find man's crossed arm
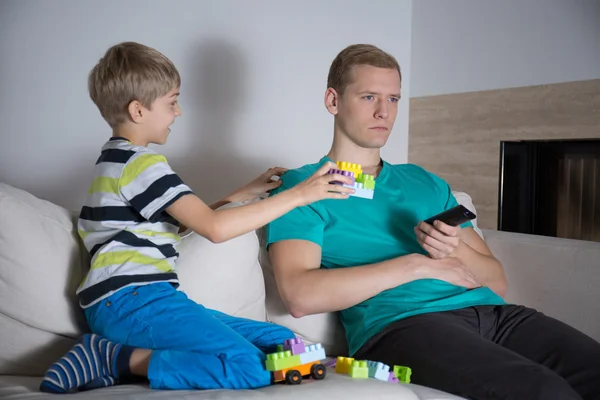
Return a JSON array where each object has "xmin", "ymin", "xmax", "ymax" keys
[{"xmin": 269, "ymin": 226, "xmax": 506, "ymax": 318}]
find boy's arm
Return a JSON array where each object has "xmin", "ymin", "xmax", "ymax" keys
[
  {"xmin": 268, "ymin": 239, "xmax": 481, "ymax": 317},
  {"xmin": 166, "ymin": 162, "xmax": 354, "ymax": 243},
  {"xmin": 167, "ymin": 190, "xmax": 300, "ymax": 243}
]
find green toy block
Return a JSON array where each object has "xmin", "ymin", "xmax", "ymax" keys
[
  {"xmin": 276, "ymin": 344, "xmax": 284, "ymax": 352},
  {"xmin": 265, "ymin": 350, "xmax": 301, "ymax": 371},
  {"xmin": 356, "ymin": 174, "xmax": 375, "ymax": 190},
  {"xmin": 349, "ymin": 360, "xmax": 369, "ymax": 378},
  {"xmin": 393, "ymin": 365, "xmax": 412, "ymax": 383}
]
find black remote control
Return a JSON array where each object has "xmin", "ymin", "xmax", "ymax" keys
[{"xmin": 424, "ymin": 205, "xmax": 476, "ymax": 227}]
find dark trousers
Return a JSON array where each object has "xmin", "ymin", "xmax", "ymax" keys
[{"xmin": 354, "ymin": 305, "xmax": 600, "ymax": 400}]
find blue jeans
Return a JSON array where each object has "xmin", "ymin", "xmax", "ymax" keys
[{"xmin": 84, "ymin": 282, "xmax": 295, "ymax": 390}]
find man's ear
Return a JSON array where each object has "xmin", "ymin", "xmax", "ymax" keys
[
  {"xmin": 127, "ymin": 100, "xmax": 144, "ymax": 123},
  {"xmin": 324, "ymin": 88, "xmax": 339, "ymax": 116}
]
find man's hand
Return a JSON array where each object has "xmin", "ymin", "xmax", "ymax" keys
[
  {"xmin": 414, "ymin": 255, "xmax": 481, "ymax": 289},
  {"xmin": 414, "ymin": 220, "xmax": 462, "ymax": 260}
]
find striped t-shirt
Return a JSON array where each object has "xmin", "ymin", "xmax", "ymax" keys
[{"xmin": 76, "ymin": 137, "xmax": 193, "ymax": 308}]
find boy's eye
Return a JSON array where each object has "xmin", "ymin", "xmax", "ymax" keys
[
  {"xmin": 389, "ymin": 97, "xmax": 399, "ymax": 103},
  {"xmin": 363, "ymin": 95, "xmax": 374, "ymax": 100}
]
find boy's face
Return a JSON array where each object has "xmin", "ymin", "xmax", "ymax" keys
[
  {"xmin": 329, "ymin": 65, "xmax": 401, "ymax": 150},
  {"xmin": 142, "ymin": 87, "xmax": 182, "ymax": 145}
]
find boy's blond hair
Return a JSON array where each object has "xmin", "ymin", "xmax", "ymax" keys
[
  {"xmin": 88, "ymin": 42, "xmax": 181, "ymax": 128},
  {"xmin": 327, "ymin": 44, "xmax": 401, "ymax": 95}
]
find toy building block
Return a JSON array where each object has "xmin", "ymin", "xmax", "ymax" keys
[
  {"xmin": 283, "ymin": 338, "xmax": 306, "ymax": 355},
  {"xmin": 327, "ymin": 169, "xmax": 356, "ymax": 186},
  {"xmin": 327, "ymin": 161, "xmax": 376, "ymax": 200},
  {"xmin": 299, "ymin": 343, "xmax": 326, "ymax": 365},
  {"xmin": 336, "ymin": 161, "xmax": 363, "ymax": 177},
  {"xmin": 367, "ymin": 361, "xmax": 391, "ymax": 382},
  {"xmin": 393, "ymin": 365, "xmax": 412, "ymax": 384},
  {"xmin": 356, "ymin": 173, "xmax": 375, "ymax": 190},
  {"xmin": 265, "ymin": 350, "xmax": 301, "ymax": 372},
  {"xmin": 348, "ymin": 360, "xmax": 369, "ymax": 379},
  {"xmin": 324, "ymin": 358, "xmax": 337, "ymax": 368},
  {"xmin": 388, "ymin": 371, "xmax": 399, "ymax": 383},
  {"xmin": 334, "ymin": 356, "xmax": 354, "ymax": 374}
]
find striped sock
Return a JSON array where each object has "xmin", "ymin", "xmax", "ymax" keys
[{"xmin": 39, "ymin": 334, "xmax": 133, "ymax": 393}]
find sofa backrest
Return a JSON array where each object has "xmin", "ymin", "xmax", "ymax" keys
[{"xmin": 0, "ymin": 183, "xmax": 267, "ymax": 376}]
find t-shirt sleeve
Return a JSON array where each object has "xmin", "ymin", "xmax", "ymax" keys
[
  {"xmin": 265, "ymin": 170, "xmax": 326, "ymax": 248},
  {"xmin": 119, "ymin": 152, "xmax": 193, "ymax": 222},
  {"xmin": 427, "ymin": 170, "xmax": 474, "ymax": 230}
]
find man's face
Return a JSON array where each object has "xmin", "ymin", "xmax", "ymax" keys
[{"xmin": 333, "ymin": 65, "xmax": 401, "ymax": 149}]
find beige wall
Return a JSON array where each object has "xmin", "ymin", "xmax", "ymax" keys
[{"xmin": 408, "ymin": 79, "xmax": 600, "ymax": 230}]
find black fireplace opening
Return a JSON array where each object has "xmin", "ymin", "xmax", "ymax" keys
[{"xmin": 498, "ymin": 139, "xmax": 600, "ymax": 242}]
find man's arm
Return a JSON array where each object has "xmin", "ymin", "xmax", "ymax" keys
[
  {"xmin": 456, "ymin": 227, "xmax": 507, "ymax": 297},
  {"xmin": 269, "ymin": 239, "xmax": 481, "ymax": 317},
  {"xmin": 416, "ymin": 222, "xmax": 508, "ymax": 297}
]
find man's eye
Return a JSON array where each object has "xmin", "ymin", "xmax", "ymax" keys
[
  {"xmin": 389, "ymin": 97, "xmax": 399, "ymax": 103},
  {"xmin": 363, "ymin": 95, "xmax": 374, "ymax": 100}
]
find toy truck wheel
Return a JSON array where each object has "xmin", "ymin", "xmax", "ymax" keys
[
  {"xmin": 285, "ymin": 370, "xmax": 302, "ymax": 385},
  {"xmin": 310, "ymin": 363, "xmax": 326, "ymax": 380}
]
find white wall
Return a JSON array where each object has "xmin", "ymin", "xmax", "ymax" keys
[
  {"xmin": 0, "ymin": 0, "xmax": 412, "ymax": 210},
  {"xmin": 411, "ymin": 0, "xmax": 600, "ymax": 97}
]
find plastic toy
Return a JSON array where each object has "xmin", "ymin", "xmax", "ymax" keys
[
  {"xmin": 327, "ymin": 161, "xmax": 376, "ymax": 200},
  {"xmin": 348, "ymin": 360, "xmax": 369, "ymax": 378},
  {"xmin": 333, "ymin": 356, "xmax": 412, "ymax": 384},
  {"xmin": 367, "ymin": 361, "xmax": 391, "ymax": 382},
  {"xmin": 334, "ymin": 356, "xmax": 354, "ymax": 374},
  {"xmin": 266, "ymin": 338, "xmax": 327, "ymax": 385},
  {"xmin": 393, "ymin": 365, "xmax": 412, "ymax": 384}
]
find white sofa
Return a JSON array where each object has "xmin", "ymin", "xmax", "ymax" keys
[{"xmin": 1, "ymin": 182, "xmax": 600, "ymax": 400}]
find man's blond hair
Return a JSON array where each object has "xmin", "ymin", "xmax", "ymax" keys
[
  {"xmin": 327, "ymin": 44, "xmax": 401, "ymax": 95},
  {"xmin": 88, "ymin": 42, "xmax": 181, "ymax": 128}
]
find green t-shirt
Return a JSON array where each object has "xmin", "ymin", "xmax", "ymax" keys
[{"xmin": 266, "ymin": 156, "xmax": 506, "ymax": 355}]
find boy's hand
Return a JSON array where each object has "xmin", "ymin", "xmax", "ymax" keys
[
  {"xmin": 291, "ymin": 161, "xmax": 355, "ymax": 206},
  {"xmin": 226, "ymin": 167, "xmax": 288, "ymax": 203},
  {"xmin": 414, "ymin": 220, "xmax": 462, "ymax": 260}
]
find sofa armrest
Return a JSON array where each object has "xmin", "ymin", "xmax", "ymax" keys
[{"xmin": 483, "ymin": 229, "xmax": 600, "ymax": 342}]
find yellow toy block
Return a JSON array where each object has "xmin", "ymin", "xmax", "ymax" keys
[
  {"xmin": 334, "ymin": 356, "xmax": 354, "ymax": 374},
  {"xmin": 336, "ymin": 161, "xmax": 363, "ymax": 177}
]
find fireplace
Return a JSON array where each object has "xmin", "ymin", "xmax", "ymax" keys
[{"xmin": 498, "ymin": 139, "xmax": 600, "ymax": 242}]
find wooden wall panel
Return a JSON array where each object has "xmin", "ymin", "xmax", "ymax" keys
[{"xmin": 408, "ymin": 79, "xmax": 600, "ymax": 230}]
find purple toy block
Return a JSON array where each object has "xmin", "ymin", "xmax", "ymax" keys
[
  {"xmin": 327, "ymin": 169, "xmax": 356, "ymax": 186},
  {"xmin": 283, "ymin": 338, "xmax": 306, "ymax": 355},
  {"xmin": 388, "ymin": 371, "xmax": 399, "ymax": 383},
  {"xmin": 324, "ymin": 359, "xmax": 337, "ymax": 368}
]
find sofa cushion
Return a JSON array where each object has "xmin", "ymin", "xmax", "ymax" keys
[
  {"xmin": 176, "ymin": 220, "xmax": 266, "ymax": 321},
  {"xmin": 259, "ymin": 192, "xmax": 481, "ymax": 356},
  {"xmin": 0, "ymin": 183, "xmax": 88, "ymax": 376},
  {"xmin": 0, "ymin": 371, "xmax": 468, "ymax": 399}
]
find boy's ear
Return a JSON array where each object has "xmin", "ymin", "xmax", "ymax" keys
[
  {"xmin": 127, "ymin": 100, "xmax": 144, "ymax": 123},
  {"xmin": 324, "ymin": 88, "xmax": 339, "ymax": 116}
]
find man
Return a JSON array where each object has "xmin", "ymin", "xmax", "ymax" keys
[{"xmin": 265, "ymin": 44, "xmax": 600, "ymax": 400}]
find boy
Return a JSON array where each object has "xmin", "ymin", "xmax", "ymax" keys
[{"xmin": 40, "ymin": 41, "xmax": 354, "ymax": 393}]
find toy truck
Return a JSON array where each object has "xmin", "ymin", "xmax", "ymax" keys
[{"xmin": 266, "ymin": 338, "xmax": 327, "ymax": 385}]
